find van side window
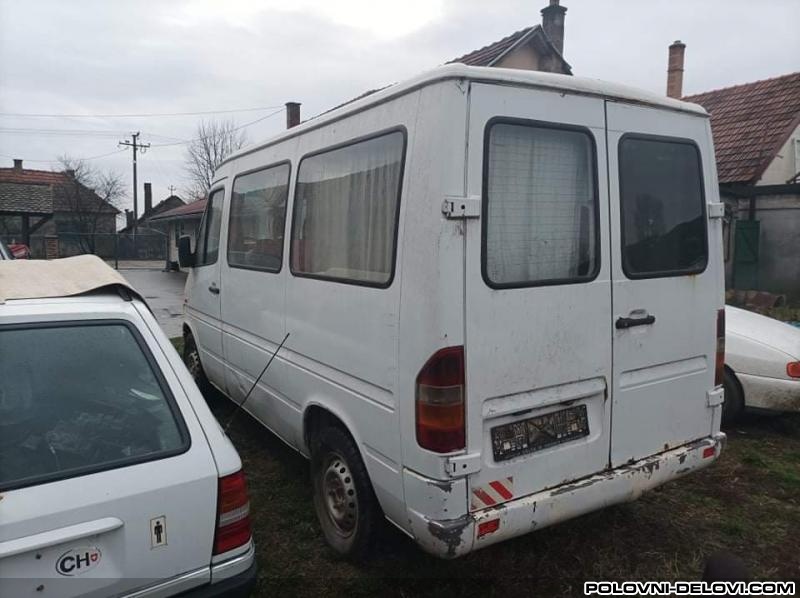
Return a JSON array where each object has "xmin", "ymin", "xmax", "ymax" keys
[
  {"xmin": 290, "ymin": 131, "xmax": 405, "ymax": 286},
  {"xmin": 195, "ymin": 188, "xmax": 224, "ymax": 266},
  {"xmin": 619, "ymin": 136, "xmax": 707, "ymax": 278},
  {"xmin": 483, "ymin": 121, "xmax": 599, "ymax": 288},
  {"xmin": 228, "ymin": 163, "xmax": 290, "ymax": 272}
]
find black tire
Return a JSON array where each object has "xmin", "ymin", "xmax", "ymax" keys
[
  {"xmin": 311, "ymin": 425, "xmax": 380, "ymax": 560},
  {"xmin": 722, "ymin": 368, "xmax": 744, "ymax": 425},
  {"xmin": 183, "ymin": 332, "xmax": 211, "ymax": 394}
]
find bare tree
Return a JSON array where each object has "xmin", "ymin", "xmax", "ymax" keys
[
  {"xmin": 183, "ymin": 119, "xmax": 247, "ymax": 201},
  {"xmin": 57, "ymin": 156, "xmax": 126, "ymax": 254}
]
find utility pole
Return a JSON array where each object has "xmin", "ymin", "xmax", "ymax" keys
[{"xmin": 119, "ymin": 132, "xmax": 150, "ymax": 236}]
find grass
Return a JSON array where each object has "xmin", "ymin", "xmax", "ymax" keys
[{"xmin": 168, "ymin": 338, "xmax": 800, "ymax": 595}]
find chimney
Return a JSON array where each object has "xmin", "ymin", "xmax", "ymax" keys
[
  {"xmin": 541, "ymin": 0, "xmax": 567, "ymax": 56},
  {"xmin": 125, "ymin": 209, "xmax": 134, "ymax": 229},
  {"xmin": 13, "ymin": 158, "xmax": 22, "ymax": 170},
  {"xmin": 666, "ymin": 40, "xmax": 686, "ymax": 99},
  {"xmin": 285, "ymin": 102, "xmax": 301, "ymax": 129},
  {"xmin": 144, "ymin": 182, "xmax": 152, "ymax": 214}
]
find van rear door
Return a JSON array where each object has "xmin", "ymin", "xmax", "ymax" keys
[
  {"xmin": 605, "ymin": 101, "xmax": 719, "ymax": 466},
  {"xmin": 462, "ymin": 83, "xmax": 613, "ymax": 510}
]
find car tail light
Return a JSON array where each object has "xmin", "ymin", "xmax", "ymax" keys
[
  {"xmin": 213, "ymin": 470, "xmax": 252, "ymax": 556},
  {"xmin": 787, "ymin": 362, "xmax": 800, "ymax": 379},
  {"xmin": 715, "ymin": 309, "xmax": 725, "ymax": 387},
  {"xmin": 416, "ymin": 346, "xmax": 466, "ymax": 453}
]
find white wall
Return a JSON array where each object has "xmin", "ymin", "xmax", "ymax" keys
[{"xmin": 758, "ymin": 124, "xmax": 800, "ymax": 185}]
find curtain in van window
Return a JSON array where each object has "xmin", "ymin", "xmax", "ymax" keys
[
  {"xmin": 485, "ymin": 123, "xmax": 596, "ymax": 286},
  {"xmin": 291, "ymin": 132, "xmax": 404, "ymax": 285}
]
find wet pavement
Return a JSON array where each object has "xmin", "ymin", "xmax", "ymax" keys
[{"xmin": 119, "ymin": 268, "xmax": 187, "ymax": 338}]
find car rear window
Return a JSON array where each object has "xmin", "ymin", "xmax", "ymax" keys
[
  {"xmin": 0, "ymin": 321, "xmax": 189, "ymax": 491},
  {"xmin": 619, "ymin": 136, "xmax": 707, "ymax": 278}
]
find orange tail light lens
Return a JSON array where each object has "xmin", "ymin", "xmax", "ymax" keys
[
  {"xmin": 787, "ymin": 362, "xmax": 800, "ymax": 379},
  {"xmin": 416, "ymin": 346, "xmax": 466, "ymax": 453}
]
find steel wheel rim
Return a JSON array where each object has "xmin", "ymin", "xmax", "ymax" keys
[
  {"xmin": 321, "ymin": 452, "xmax": 358, "ymax": 537},
  {"xmin": 187, "ymin": 349, "xmax": 202, "ymax": 379}
]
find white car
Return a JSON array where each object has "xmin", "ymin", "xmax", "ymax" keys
[
  {"xmin": 0, "ymin": 256, "xmax": 256, "ymax": 598},
  {"xmin": 723, "ymin": 305, "xmax": 800, "ymax": 422}
]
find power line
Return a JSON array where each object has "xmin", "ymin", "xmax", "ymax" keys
[
  {"xmin": 0, "ymin": 127, "xmax": 186, "ymax": 141},
  {"xmin": 0, "ymin": 105, "xmax": 284, "ymax": 118},
  {"xmin": 0, "ymin": 148, "xmax": 129, "ymax": 164},
  {"xmin": 150, "ymin": 107, "xmax": 285, "ymax": 147}
]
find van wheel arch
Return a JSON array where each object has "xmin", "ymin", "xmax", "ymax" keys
[{"xmin": 182, "ymin": 325, "xmax": 210, "ymax": 393}]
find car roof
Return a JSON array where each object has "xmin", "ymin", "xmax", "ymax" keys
[{"xmin": 0, "ymin": 255, "xmax": 141, "ymax": 304}]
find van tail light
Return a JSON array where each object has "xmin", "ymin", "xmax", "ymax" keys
[
  {"xmin": 213, "ymin": 470, "xmax": 252, "ymax": 556},
  {"xmin": 787, "ymin": 362, "xmax": 800, "ymax": 379},
  {"xmin": 714, "ymin": 308, "xmax": 725, "ymax": 387},
  {"xmin": 416, "ymin": 346, "xmax": 466, "ymax": 453}
]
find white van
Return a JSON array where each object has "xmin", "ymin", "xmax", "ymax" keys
[{"xmin": 180, "ymin": 64, "xmax": 727, "ymax": 559}]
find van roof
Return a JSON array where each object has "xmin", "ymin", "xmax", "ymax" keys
[
  {"xmin": 220, "ymin": 64, "xmax": 708, "ymax": 170},
  {"xmin": 0, "ymin": 255, "xmax": 140, "ymax": 304}
]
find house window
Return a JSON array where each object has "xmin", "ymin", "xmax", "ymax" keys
[
  {"xmin": 290, "ymin": 130, "xmax": 405, "ymax": 286},
  {"xmin": 228, "ymin": 163, "xmax": 290, "ymax": 272},
  {"xmin": 619, "ymin": 136, "xmax": 707, "ymax": 278},
  {"xmin": 483, "ymin": 120, "xmax": 599, "ymax": 288}
]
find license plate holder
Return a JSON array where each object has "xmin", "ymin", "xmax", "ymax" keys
[{"xmin": 491, "ymin": 404, "xmax": 590, "ymax": 462}]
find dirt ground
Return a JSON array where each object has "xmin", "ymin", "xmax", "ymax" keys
[{"xmin": 190, "ymin": 388, "xmax": 799, "ymax": 595}]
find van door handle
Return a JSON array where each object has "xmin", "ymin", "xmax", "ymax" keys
[
  {"xmin": 616, "ymin": 314, "xmax": 655, "ymax": 329},
  {"xmin": 208, "ymin": 284, "xmax": 220, "ymax": 295}
]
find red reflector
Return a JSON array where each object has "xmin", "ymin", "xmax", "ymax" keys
[
  {"xmin": 715, "ymin": 309, "xmax": 725, "ymax": 387},
  {"xmin": 416, "ymin": 346, "xmax": 466, "ymax": 453},
  {"xmin": 214, "ymin": 470, "xmax": 252, "ymax": 555},
  {"xmin": 787, "ymin": 362, "xmax": 800, "ymax": 379},
  {"xmin": 477, "ymin": 518, "xmax": 500, "ymax": 538},
  {"xmin": 702, "ymin": 446, "xmax": 715, "ymax": 459}
]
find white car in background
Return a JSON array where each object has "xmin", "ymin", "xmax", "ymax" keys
[
  {"xmin": 723, "ymin": 305, "xmax": 800, "ymax": 422},
  {"xmin": 0, "ymin": 256, "xmax": 256, "ymax": 598}
]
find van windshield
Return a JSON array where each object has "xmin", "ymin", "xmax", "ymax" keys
[{"xmin": 0, "ymin": 322, "xmax": 188, "ymax": 491}]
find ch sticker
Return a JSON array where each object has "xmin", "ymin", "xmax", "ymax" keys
[{"xmin": 150, "ymin": 516, "xmax": 167, "ymax": 548}]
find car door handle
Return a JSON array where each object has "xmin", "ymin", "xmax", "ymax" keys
[
  {"xmin": 208, "ymin": 284, "xmax": 220, "ymax": 295},
  {"xmin": 616, "ymin": 314, "xmax": 656, "ymax": 329}
]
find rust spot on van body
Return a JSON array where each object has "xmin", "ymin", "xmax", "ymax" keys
[{"xmin": 427, "ymin": 514, "xmax": 471, "ymax": 558}]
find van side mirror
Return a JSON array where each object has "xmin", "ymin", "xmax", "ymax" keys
[{"xmin": 178, "ymin": 235, "xmax": 195, "ymax": 268}]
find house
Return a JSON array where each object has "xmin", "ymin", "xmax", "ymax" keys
[
  {"xmin": 446, "ymin": 0, "xmax": 571, "ymax": 74},
  {"xmin": 148, "ymin": 199, "xmax": 207, "ymax": 268},
  {"xmin": 0, "ymin": 159, "xmax": 120, "ymax": 258},
  {"xmin": 118, "ymin": 182, "xmax": 185, "ymax": 234},
  {"xmin": 676, "ymin": 64, "xmax": 800, "ymax": 297}
]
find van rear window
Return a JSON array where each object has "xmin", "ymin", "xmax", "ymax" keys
[
  {"xmin": 483, "ymin": 120, "xmax": 599, "ymax": 288},
  {"xmin": 618, "ymin": 136, "xmax": 707, "ymax": 278},
  {"xmin": 290, "ymin": 130, "xmax": 405, "ymax": 287},
  {"xmin": 0, "ymin": 322, "xmax": 188, "ymax": 491}
]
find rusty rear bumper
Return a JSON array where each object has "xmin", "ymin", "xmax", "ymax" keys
[{"xmin": 409, "ymin": 433, "xmax": 726, "ymax": 558}]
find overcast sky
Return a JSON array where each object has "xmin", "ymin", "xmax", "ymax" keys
[{"xmin": 1, "ymin": 0, "xmax": 798, "ymax": 220}]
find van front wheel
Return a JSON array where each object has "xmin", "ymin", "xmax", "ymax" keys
[
  {"xmin": 311, "ymin": 426, "xmax": 379, "ymax": 560},
  {"xmin": 183, "ymin": 332, "xmax": 210, "ymax": 394}
]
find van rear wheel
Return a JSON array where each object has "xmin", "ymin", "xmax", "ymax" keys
[
  {"xmin": 183, "ymin": 332, "xmax": 210, "ymax": 394},
  {"xmin": 311, "ymin": 426, "xmax": 379, "ymax": 560}
]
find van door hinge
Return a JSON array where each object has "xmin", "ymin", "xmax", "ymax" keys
[
  {"xmin": 707, "ymin": 387, "xmax": 724, "ymax": 408},
  {"xmin": 442, "ymin": 196, "xmax": 480, "ymax": 219},
  {"xmin": 445, "ymin": 452, "xmax": 482, "ymax": 477},
  {"xmin": 707, "ymin": 203, "xmax": 725, "ymax": 219}
]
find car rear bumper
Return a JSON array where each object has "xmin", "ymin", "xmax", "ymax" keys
[
  {"xmin": 738, "ymin": 372, "xmax": 800, "ymax": 412},
  {"xmin": 410, "ymin": 433, "xmax": 726, "ymax": 558},
  {"xmin": 178, "ymin": 553, "xmax": 257, "ymax": 598}
]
